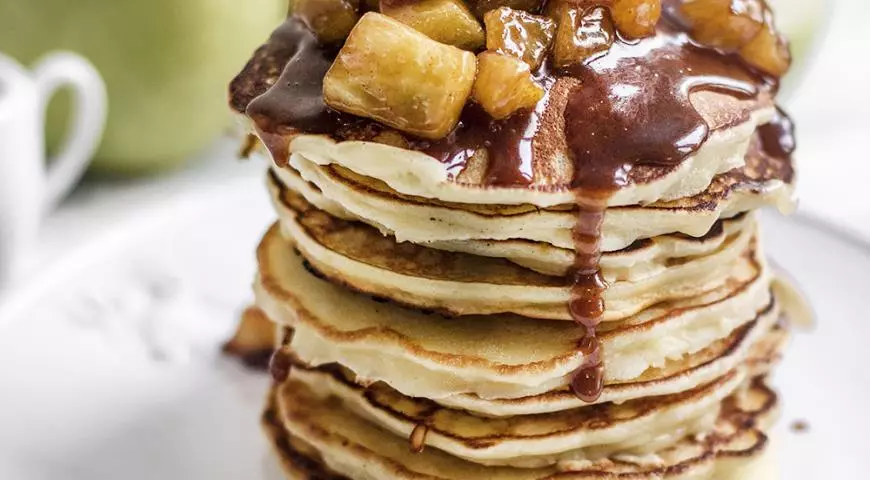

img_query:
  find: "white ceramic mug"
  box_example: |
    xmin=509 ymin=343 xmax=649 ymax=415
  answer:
xmin=0 ymin=52 xmax=107 ymax=287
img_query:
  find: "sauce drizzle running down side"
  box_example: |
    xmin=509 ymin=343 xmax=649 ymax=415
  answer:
xmin=758 ymin=106 xmax=796 ymax=159
xmin=559 ymin=19 xmax=765 ymax=402
xmin=269 ymin=329 xmax=297 ymax=383
xmin=414 ymin=69 xmax=557 ymax=185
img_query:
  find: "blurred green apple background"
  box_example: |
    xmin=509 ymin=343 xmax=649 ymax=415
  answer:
xmin=767 ymin=0 xmax=828 ymax=97
xmin=0 ymin=0 xmax=287 ymax=175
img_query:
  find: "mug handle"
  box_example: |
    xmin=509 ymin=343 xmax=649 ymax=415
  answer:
xmin=33 ymin=52 xmax=107 ymax=211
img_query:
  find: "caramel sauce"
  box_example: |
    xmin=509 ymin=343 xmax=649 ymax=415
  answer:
xmin=234 ymin=10 xmax=790 ymax=404
xmin=269 ymin=348 xmax=294 ymax=383
xmin=412 ymin=71 xmax=556 ymax=185
xmin=758 ymin=107 xmax=795 ymax=159
xmin=245 ymin=18 xmax=359 ymax=166
xmin=559 ymin=19 xmax=765 ymax=401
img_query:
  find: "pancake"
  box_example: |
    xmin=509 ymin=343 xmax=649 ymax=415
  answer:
xmin=279 ymin=319 xmax=787 ymax=469
xmin=263 ymin=374 xmax=780 ymax=479
xmin=254 ymin=223 xmax=777 ymax=400
xmin=271 ymin=169 xmax=756 ymax=277
xmin=228 ymin=8 xmax=804 ymax=480
xmin=438 ymin=316 xmax=789 ymax=417
xmin=273 ymin=182 xmax=759 ymax=320
xmin=276 ymin=136 xmax=794 ymax=253
xmin=287 ymin=368 xmax=742 ymax=468
xmin=229 ymin=25 xmax=777 ymax=209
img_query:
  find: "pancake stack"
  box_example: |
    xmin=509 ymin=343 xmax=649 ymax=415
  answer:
xmin=227 ymin=1 xmax=808 ymax=478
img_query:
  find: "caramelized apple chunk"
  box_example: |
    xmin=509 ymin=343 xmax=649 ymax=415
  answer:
xmin=739 ymin=9 xmax=790 ymax=77
xmin=323 ymin=13 xmax=477 ymax=139
xmin=471 ymin=0 xmax=543 ymax=18
xmin=291 ymin=0 xmax=360 ymax=44
xmin=484 ymin=7 xmax=556 ymax=70
xmin=472 ymin=52 xmax=544 ymax=119
xmin=381 ymin=0 xmax=485 ymax=50
xmin=611 ymin=0 xmax=661 ymax=38
xmin=680 ymin=0 xmax=764 ymax=51
xmin=553 ymin=7 xmax=615 ymax=68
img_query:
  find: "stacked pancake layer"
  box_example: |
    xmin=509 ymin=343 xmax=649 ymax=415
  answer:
xmin=246 ymin=125 xmax=799 ymax=478
xmin=226 ymin=4 xmax=807 ymax=479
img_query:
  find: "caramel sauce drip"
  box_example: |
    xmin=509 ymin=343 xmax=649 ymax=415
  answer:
xmin=413 ymin=71 xmax=556 ymax=185
xmin=758 ymin=107 xmax=796 ymax=159
xmin=409 ymin=424 xmax=429 ymax=453
xmin=269 ymin=348 xmax=294 ymax=383
xmin=560 ymin=20 xmax=764 ymax=402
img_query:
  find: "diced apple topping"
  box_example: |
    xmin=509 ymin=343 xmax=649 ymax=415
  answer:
xmin=739 ymin=8 xmax=790 ymax=76
xmin=611 ymin=0 xmax=661 ymax=39
xmin=291 ymin=0 xmax=360 ymax=44
xmin=484 ymin=7 xmax=556 ymax=70
xmin=471 ymin=0 xmax=544 ymax=18
xmin=323 ymin=13 xmax=477 ymax=139
xmin=473 ymin=51 xmax=544 ymax=119
xmin=381 ymin=0 xmax=485 ymax=50
xmin=680 ymin=0 xmax=764 ymax=51
xmin=553 ymin=7 xmax=615 ymax=68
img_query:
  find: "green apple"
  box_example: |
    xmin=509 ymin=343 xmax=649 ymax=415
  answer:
xmin=0 ymin=0 xmax=286 ymax=174
xmin=767 ymin=0 xmax=828 ymax=97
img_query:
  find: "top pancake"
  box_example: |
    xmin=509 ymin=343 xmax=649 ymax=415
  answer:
xmin=229 ymin=24 xmax=777 ymax=208
xmin=273 ymin=134 xmax=794 ymax=254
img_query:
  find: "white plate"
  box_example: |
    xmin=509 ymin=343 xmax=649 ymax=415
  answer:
xmin=0 ymin=171 xmax=865 ymax=480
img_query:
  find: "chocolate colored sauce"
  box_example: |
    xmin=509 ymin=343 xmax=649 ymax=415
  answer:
xmin=246 ymin=17 xmax=358 ymax=166
xmin=560 ymin=20 xmax=766 ymax=402
xmin=413 ymin=71 xmax=556 ymax=185
xmin=269 ymin=348 xmax=294 ymax=383
xmin=758 ymin=107 xmax=796 ymax=159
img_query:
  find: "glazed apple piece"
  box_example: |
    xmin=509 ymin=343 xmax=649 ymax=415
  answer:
xmin=680 ymin=0 xmax=764 ymax=51
xmin=291 ymin=0 xmax=360 ymax=44
xmin=610 ymin=0 xmax=661 ymax=39
xmin=471 ymin=0 xmax=543 ymax=18
xmin=473 ymin=52 xmax=544 ymax=119
xmin=323 ymin=13 xmax=477 ymax=139
xmin=484 ymin=7 xmax=556 ymax=70
xmin=553 ymin=7 xmax=615 ymax=68
xmin=381 ymin=0 xmax=485 ymax=50
xmin=739 ymin=9 xmax=791 ymax=77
